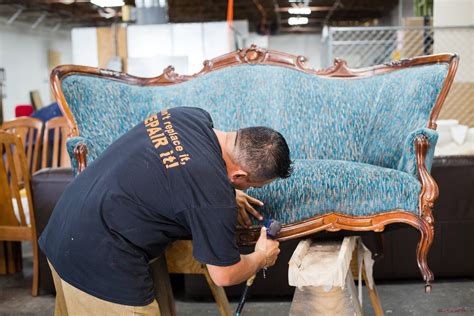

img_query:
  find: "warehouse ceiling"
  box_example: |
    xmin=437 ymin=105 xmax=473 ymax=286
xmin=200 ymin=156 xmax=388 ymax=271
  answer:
xmin=0 ymin=0 xmax=399 ymax=33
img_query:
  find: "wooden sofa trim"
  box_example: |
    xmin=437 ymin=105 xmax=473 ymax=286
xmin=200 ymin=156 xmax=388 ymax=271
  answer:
xmin=51 ymin=46 xmax=459 ymax=291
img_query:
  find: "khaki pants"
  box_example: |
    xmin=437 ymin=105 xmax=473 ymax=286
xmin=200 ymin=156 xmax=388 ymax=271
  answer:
xmin=48 ymin=261 xmax=160 ymax=316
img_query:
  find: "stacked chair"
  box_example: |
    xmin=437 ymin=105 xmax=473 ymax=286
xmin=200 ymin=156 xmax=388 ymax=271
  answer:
xmin=1 ymin=117 xmax=43 ymax=179
xmin=0 ymin=131 xmax=39 ymax=296
xmin=0 ymin=116 xmax=71 ymax=296
xmin=41 ymin=117 xmax=71 ymax=169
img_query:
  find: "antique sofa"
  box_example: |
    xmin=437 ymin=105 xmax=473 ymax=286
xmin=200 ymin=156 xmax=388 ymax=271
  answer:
xmin=50 ymin=46 xmax=458 ymax=292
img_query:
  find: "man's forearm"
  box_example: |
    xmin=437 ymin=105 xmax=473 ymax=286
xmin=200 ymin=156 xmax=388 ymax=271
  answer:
xmin=231 ymin=252 xmax=266 ymax=284
xmin=207 ymin=251 xmax=266 ymax=286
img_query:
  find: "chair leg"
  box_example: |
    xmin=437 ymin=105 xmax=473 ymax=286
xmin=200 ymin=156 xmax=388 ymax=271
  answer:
xmin=203 ymin=268 xmax=231 ymax=316
xmin=416 ymin=218 xmax=434 ymax=293
xmin=0 ymin=242 xmax=22 ymax=274
xmin=362 ymin=269 xmax=383 ymax=316
xmin=32 ymin=239 xmax=39 ymax=296
xmin=151 ymin=256 xmax=176 ymax=316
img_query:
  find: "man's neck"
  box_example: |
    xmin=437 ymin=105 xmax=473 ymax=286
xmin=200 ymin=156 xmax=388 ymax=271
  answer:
xmin=213 ymin=129 xmax=237 ymax=167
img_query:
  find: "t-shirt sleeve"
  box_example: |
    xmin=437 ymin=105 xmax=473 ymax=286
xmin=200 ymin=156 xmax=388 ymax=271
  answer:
xmin=182 ymin=206 xmax=241 ymax=266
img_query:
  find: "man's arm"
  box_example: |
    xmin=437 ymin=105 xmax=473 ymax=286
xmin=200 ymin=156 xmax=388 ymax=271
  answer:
xmin=207 ymin=251 xmax=265 ymax=286
xmin=206 ymin=227 xmax=280 ymax=286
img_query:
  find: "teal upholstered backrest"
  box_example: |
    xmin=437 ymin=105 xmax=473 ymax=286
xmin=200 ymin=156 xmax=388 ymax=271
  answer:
xmin=62 ymin=63 xmax=448 ymax=170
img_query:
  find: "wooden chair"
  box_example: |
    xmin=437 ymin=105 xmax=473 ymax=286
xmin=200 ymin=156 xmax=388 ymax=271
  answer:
xmin=0 ymin=131 xmax=39 ymax=296
xmin=41 ymin=117 xmax=71 ymax=169
xmin=165 ymin=241 xmax=231 ymax=315
xmin=1 ymin=117 xmax=43 ymax=174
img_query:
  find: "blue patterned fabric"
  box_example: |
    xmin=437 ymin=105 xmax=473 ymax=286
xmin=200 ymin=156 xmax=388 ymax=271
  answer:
xmin=247 ymin=159 xmax=421 ymax=223
xmin=61 ymin=62 xmax=449 ymax=223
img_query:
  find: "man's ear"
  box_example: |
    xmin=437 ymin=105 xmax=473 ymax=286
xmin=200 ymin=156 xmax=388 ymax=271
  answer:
xmin=230 ymin=169 xmax=248 ymax=182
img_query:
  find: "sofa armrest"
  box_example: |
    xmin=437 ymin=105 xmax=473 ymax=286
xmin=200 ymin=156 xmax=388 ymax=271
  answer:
xmin=66 ymin=136 xmax=98 ymax=175
xmin=397 ymin=128 xmax=438 ymax=177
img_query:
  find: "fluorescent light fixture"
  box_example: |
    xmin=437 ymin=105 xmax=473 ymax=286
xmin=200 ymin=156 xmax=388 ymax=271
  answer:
xmin=91 ymin=0 xmax=125 ymax=7
xmin=288 ymin=7 xmax=311 ymax=15
xmin=288 ymin=17 xmax=309 ymax=26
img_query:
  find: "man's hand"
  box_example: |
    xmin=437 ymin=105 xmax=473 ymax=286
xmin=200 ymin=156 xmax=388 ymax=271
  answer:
xmin=254 ymin=227 xmax=280 ymax=268
xmin=206 ymin=227 xmax=280 ymax=286
xmin=235 ymin=189 xmax=264 ymax=227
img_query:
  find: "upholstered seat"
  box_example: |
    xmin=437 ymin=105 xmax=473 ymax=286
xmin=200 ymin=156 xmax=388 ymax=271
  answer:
xmin=249 ymin=159 xmax=421 ymax=223
xmin=51 ymin=46 xmax=458 ymax=291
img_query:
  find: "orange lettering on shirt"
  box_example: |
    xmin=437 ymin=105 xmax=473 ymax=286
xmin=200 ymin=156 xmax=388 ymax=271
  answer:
xmin=152 ymin=137 xmax=169 ymax=148
xmin=144 ymin=114 xmax=158 ymax=125
xmin=160 ymin=150 xmax=174 ymax=158
xmin=162 ymin=156 xmax=177 ymax=164
xmin=146 ymin=120 xmax=160 ymax=128
xmin=150 ymin=132 xmax=165 ymax=139
xmin=165 ymin=162 xmax=179 ymax=169
xmin=147 ymin=127 xmax=162 ymax=137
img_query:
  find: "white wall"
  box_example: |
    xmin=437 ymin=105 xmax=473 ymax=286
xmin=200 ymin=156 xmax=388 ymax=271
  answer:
xmin=268 ymin=34 xmax=322 ymax=70
xmin=433 ymin=0 xmax=473 ymax=82
xmin=0 ymin=25 xmax=72 ymax=121
xmin=126 ymin=21 xmax=249 ymax=76
xmin=434 ymin=0 xmax=474 ymax=26
xmin=247 ymin=33 xmax=322 ymax=70
xmin=72 ymin=28 xmax=98 ymax=67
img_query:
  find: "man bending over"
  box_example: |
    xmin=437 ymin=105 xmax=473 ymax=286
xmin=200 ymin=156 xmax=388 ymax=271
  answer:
xmin=40 ymin=106 xmax=292 ymax=315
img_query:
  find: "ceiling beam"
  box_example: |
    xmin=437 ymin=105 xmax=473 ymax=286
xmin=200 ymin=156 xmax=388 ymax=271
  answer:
xmin=31 ymin=11 xmax=47 ymax=28
xmin=6 ymin=8 xmax=24 ymax=24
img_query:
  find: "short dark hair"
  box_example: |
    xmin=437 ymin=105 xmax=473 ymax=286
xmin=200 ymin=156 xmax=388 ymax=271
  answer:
xmin=233 ymin=127 xmax=293 ymax=181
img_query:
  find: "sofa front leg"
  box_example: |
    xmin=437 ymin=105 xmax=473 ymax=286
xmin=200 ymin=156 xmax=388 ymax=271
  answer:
xmin=416 ymin=214 xmax=434 ymax=293
xmin=415 ymin=135 xmax=438 ymax=293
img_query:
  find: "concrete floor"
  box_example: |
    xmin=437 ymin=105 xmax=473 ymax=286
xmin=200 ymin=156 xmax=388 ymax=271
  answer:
xmin=1 ymin=247 xmax=473 ymax=316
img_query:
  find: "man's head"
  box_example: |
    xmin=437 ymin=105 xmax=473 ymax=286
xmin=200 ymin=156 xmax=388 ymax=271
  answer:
xmin=223 ymin=127 xmax=292 ymax=190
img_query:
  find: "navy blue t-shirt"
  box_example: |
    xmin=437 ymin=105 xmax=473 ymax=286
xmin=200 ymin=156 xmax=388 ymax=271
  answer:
xmin=39 ymin=107 xmax=240 ymax=306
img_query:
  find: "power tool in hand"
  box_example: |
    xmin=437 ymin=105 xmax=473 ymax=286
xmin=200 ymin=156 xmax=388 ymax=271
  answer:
xmin=235 ymin=219 xmax=282 ymax=316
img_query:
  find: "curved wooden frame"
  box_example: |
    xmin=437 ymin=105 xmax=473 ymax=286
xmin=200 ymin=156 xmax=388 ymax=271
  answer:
xmin=50 ymin=45 xmax=459 ymax=292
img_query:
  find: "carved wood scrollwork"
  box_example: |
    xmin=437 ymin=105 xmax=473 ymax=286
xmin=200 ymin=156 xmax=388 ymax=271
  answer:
xmin=415 ymin=135 xmax=437 ymax=291
xmin=415 ymin=135 xmax=438 ymax=223
xmin=295 ymin=55 xmax=307 ymax=69
xmin=201 ymin=60 xmax=214 ymax=72
xmin=162 ymin=66 xmax=181 ymax=81
xmin=99 ymin=69 xmax=122 ymax=78
xmin=238 ymin=44 xmax=268 ymax=64
xmin=235 ymin=211 xmax=419 ymax=246
xmin=315 ymin=58 xmax=355 ymax=77
xmin=383 ymin=59 xmax=406 ymax=68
